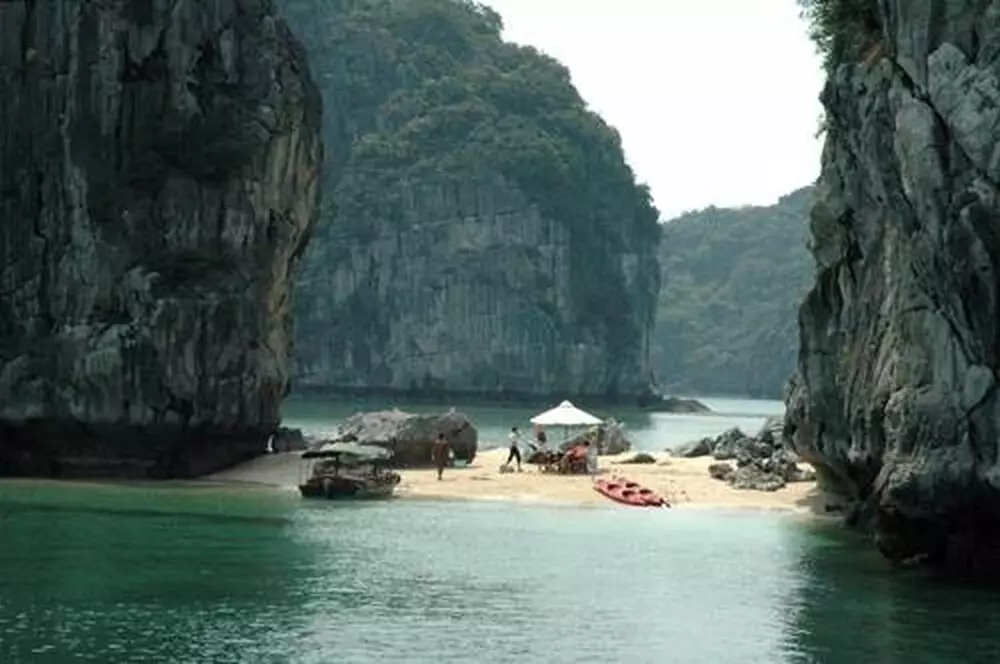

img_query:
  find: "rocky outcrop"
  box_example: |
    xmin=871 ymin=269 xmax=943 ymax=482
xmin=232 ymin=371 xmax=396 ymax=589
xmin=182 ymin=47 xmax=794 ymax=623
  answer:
xmin=557 ymin=419 xmax=633 ymax=455
xmin=0 ymin=0 xmax=322 ymax=477
xmin=326 ymin=409 xmax=478 ymax=467
xmin=674 ymin=417 xmax=815 ymax=491
xmin=295 ymin=175 xmax=659 ymax=402
xmin=787 ymin=0 xmax=1000 ymax=573
xmin=645 ymin=397 xmax=711 ymax=413
xmin=282 ymin=0 xmax=661 ymax=404
xmin=271 ymin=427 xmax=308 ymax=453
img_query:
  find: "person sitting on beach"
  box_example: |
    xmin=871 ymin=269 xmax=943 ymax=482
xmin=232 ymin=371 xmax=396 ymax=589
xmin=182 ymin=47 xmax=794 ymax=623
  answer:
xmin=432 ymin=433 xmax=450 ymax=481
xmin=506 ymin=427 xmax=523 ymax=472
xmin=558 ymin=441 xmax=589 ymax=474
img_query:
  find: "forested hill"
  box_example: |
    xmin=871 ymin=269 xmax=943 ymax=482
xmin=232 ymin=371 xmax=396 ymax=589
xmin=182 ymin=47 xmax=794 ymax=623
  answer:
xmin=652 ymin=187 xmax=814 ymax=399
xmin=282 ymin=0 xmax=662 ymax=402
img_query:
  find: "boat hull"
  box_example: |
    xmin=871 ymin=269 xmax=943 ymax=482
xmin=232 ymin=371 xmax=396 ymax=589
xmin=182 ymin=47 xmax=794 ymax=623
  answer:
xmin=299 ymin=473 xmax=401 ymax=500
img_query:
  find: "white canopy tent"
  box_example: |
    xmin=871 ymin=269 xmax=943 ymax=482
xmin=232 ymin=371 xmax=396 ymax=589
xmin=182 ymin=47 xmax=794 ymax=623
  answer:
xmin=529 ymin=400 xmax=603 ymax=474
xmin=529 ymin=400 xmax=602 ymax=427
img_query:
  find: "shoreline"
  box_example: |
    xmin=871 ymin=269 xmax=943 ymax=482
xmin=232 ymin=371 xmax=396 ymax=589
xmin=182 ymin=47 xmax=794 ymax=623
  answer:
xmin=0 ymin=450 xmax=831 ymax=518
xmin=201 ymin=448 xmax=828 ymax=516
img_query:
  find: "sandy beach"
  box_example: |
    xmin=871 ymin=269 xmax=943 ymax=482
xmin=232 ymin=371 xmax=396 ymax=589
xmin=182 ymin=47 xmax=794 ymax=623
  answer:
xmin=205 ymin=448 xmax=823 ymax=514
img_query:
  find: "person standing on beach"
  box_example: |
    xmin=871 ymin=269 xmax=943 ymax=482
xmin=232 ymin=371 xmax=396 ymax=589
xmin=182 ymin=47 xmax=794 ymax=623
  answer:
xmin=506 ymin=427 xmax=523 ymax=472
xmin=432 ymin=433 xmax=450 ymax=481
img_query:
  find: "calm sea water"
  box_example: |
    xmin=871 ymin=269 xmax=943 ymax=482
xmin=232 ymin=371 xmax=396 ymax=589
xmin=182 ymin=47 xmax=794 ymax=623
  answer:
xmin=3 ymin=397 xmax=1000 ymax=662
xmin=281 ymin=395 xmax=784 ymax=451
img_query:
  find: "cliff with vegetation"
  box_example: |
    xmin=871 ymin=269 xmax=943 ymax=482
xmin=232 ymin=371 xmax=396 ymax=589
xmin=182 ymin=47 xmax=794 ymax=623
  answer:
xmin=283 ymin=0 xmax=661 ymax=403
xmin=0 ymin=1 xmax=322 ymax=477
xmin=787 ymin=0 xmax=1000 ymax=574
xmin=653 ymin=187 xmax=814 ymax=398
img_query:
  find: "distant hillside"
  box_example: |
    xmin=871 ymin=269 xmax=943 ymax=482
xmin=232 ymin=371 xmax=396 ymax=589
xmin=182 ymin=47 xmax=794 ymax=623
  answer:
xmin=653 ymin=187 xmax=814 ymax=399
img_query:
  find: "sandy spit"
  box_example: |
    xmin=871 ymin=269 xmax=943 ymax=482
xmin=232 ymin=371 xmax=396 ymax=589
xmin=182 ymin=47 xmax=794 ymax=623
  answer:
xmin=204 ymin=448 xmax=826 ymax=515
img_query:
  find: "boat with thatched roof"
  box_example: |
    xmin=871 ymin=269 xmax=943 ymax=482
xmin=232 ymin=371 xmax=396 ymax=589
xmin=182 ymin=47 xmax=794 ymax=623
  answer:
xmin=298 ymin=442 xmax=401 ymax=500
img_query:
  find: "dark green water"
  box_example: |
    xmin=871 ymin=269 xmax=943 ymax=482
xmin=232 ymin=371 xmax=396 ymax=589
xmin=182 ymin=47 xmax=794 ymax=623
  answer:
xmin=2 ymin=482 xmax=1000 ymax=663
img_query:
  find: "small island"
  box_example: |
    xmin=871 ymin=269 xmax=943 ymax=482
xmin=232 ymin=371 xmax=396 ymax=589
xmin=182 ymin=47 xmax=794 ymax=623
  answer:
xmin=211 ymin=407 xmax=818 ymax=514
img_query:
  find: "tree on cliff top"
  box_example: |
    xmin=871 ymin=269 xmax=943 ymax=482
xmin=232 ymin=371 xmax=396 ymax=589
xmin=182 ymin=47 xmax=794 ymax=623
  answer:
xmin=286 ymin=0 xmax=661 ymax=359
xmin=797 ymin=0 xmax=882 ymax=70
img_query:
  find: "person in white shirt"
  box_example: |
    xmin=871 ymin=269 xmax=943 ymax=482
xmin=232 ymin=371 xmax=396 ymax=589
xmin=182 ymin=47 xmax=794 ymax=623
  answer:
xmin=506 ymin=427 xmax=523 ymax=471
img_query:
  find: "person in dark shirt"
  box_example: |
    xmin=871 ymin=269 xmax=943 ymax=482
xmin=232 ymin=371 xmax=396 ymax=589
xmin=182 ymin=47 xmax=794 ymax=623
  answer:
xmin=431 ymin=433 xmax=450 ymax=480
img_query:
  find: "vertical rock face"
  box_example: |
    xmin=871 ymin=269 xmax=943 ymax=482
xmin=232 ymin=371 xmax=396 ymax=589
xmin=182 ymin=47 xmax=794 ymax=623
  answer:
xmin=283 ymin=0 xmax=661 ymax=403
xmin=295 ymin=172 xmax=659 ymax=401
xmin=787 ymin=0 xmax=1000 ymax=573
xmin=0 ymin=0 xmax=322 ymax=477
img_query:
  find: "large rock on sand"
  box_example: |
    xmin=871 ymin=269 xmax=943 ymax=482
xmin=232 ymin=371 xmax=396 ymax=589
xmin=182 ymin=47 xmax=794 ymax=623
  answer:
xmin=333 ymin=409 xmax=477 ymax=467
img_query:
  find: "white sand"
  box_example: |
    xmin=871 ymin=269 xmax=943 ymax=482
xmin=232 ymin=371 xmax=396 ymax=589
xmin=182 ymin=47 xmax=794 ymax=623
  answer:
xmin=205 ymin=448 xmax=824 ymax=514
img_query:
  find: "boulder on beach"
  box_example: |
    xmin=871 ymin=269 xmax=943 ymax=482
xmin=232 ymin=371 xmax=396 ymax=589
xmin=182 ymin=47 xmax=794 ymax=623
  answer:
xmin=272 ymin=427 xmax=307 ymax=452
xmin=708 ymin=462 xmax=734 ymax=482
xmin=670 ymin=437 xmax=713 ymax=458
xmin=330 ymin=409 xmax=478 ymax=467
xmin=618 ymin=452 xmax=656 ymax=465
xmin=557 ymin=418 xmax=632 ymax=455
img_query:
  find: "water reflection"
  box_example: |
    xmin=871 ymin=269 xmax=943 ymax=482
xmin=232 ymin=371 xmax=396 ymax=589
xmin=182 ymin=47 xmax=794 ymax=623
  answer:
xmin=0 ymin=482 xmax=313 ymax=663
xmin=283 ymin=501 xmax=808 ymax=664
xmin=786 ymin=522 xmax=1000 ymax=663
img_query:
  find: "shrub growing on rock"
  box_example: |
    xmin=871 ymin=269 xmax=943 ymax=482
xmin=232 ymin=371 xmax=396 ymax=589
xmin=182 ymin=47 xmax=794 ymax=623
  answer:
xmin=797 ymin=0 xmax=883 ymax=70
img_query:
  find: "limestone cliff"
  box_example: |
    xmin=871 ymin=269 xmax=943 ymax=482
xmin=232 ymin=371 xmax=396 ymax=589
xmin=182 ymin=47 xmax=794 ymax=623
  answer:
xmin=787 ymin=0 xmax=1000 ymax=573
xmin=283 ymin=0 xmax=661 ymax=403
xmin=0 ymin=0 xmax=322 ymax=477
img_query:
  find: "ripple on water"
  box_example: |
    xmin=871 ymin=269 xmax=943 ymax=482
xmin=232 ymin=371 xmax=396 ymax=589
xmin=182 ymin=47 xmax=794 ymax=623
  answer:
xmin=3 ymin=485 xmax=1000 ymax=663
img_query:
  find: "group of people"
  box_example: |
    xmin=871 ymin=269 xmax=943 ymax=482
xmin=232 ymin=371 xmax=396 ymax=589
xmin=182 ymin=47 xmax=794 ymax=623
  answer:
xmin=430 ymin=425 xmax=594 ymax=480
xmin=504 ymin=426 xmax=592 ymax=474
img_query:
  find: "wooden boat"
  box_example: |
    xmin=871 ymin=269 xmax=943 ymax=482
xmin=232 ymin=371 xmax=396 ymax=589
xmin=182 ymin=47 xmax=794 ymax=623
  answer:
xmin=593 ymin=477 xmax=668 ymax=508
xmin=299 ymin=442 xmax=401 ymax=500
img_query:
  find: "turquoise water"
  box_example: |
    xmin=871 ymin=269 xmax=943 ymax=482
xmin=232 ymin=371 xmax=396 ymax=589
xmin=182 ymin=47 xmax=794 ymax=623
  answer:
xmin=2 ymin=481 xmax=1000 ymax=662
xmin=4 ymin=397 xmax=1000 ymax=662
xmin=281 ymin=395 xmax=783 ymax=451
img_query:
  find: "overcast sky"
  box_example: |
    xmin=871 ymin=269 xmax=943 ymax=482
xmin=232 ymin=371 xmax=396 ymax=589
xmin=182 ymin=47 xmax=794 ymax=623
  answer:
xmin=481 ymin=0 xmax=825 ymax=219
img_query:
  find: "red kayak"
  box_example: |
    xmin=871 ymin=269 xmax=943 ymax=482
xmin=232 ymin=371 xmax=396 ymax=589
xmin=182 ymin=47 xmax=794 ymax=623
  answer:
xmin=594 ymin=477 xmax=668 ymax=508
xmin=623 ymin=479 xmax=668 ymax=507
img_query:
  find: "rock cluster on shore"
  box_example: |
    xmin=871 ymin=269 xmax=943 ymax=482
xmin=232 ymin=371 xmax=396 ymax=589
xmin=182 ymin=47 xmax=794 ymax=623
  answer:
xmin=672 ymin=417 xmax=815 ymax=492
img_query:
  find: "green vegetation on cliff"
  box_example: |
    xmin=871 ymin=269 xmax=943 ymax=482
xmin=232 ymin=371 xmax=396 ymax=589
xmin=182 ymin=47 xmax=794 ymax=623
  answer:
xmin=284 ymin=0 xmax=660 ymax=394
xmin=652 ymin=187 xmax=814 ymax=398
xmin=335 ymin=9 xmax=661 ymax=344
xmin=797 ymin=0 xmax=882 ymax=69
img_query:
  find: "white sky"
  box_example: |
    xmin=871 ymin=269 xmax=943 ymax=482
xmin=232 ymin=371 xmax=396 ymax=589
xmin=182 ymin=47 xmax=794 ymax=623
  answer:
xmin=481 ymin=0 xmax=825 ymax=219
